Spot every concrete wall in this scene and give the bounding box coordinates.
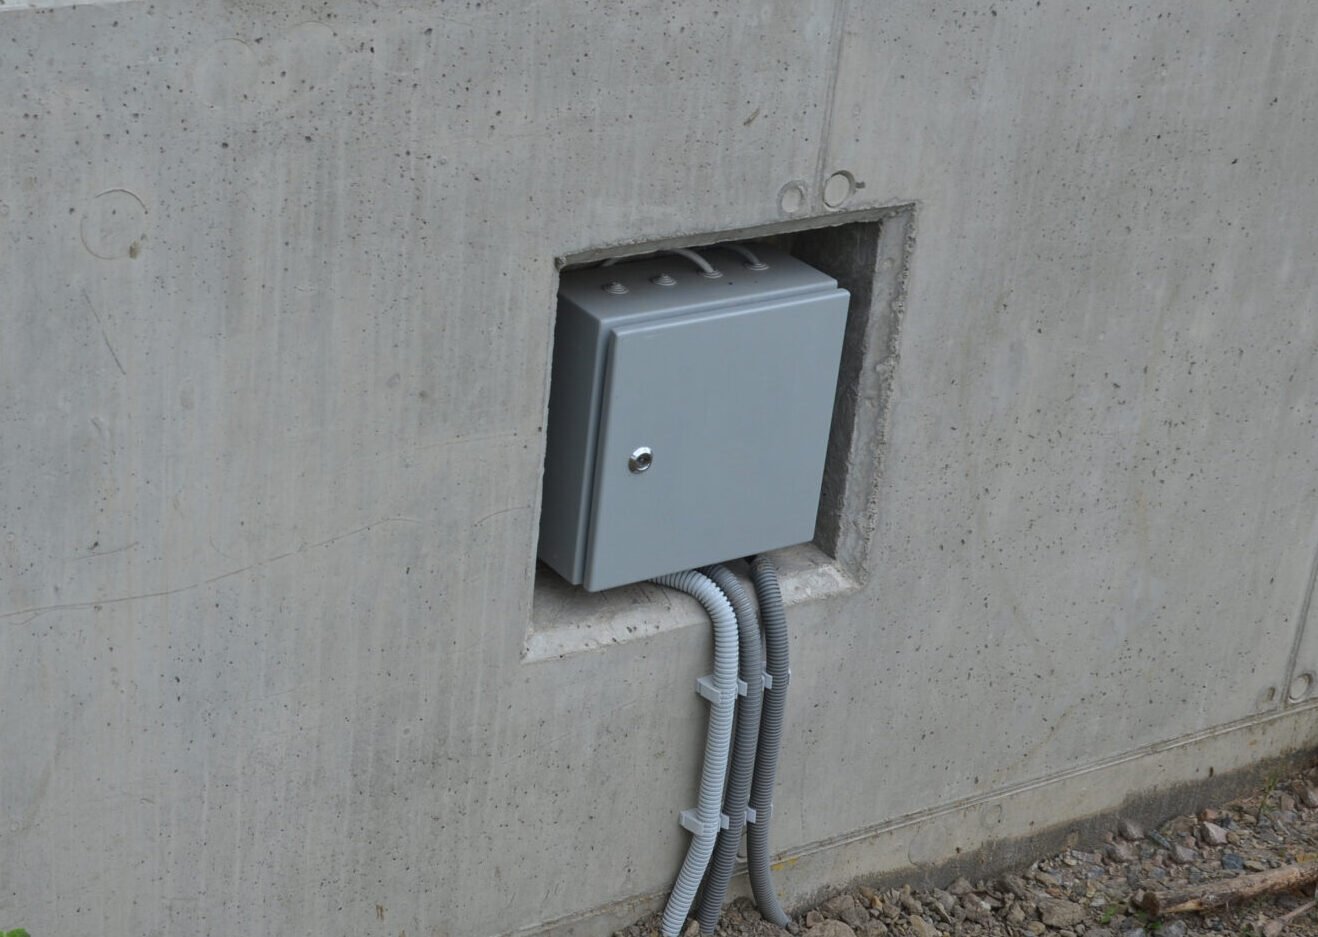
[3,2,1318,936]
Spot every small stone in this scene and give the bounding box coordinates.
[1037,897,1086,928]
[907,915,936,937]
[960,895,992,924]
[1117,818,1145,841]
[1005,904,1027,926]
[1226,831,1241,845]
[1222,852,1244,871]
[1279,793,1297,813]
[1160,922,1188,937]
[1124,930,1147,937]
[822,895,858,917]
[1167,816,1197,836]
[803,921,856,937]
[1245,858,1269,871]
[1025,923,1047,937]
[840,907,869,929]
[1148,831,1173,850]
[858,924,889,937]
[1170,845,1199,865]
[1001,876,1034,900]
[931,890,956,914]
[1199,808,1222,822]
[857,886,880,907]
[947,877,974,896]
[1105,842,1137,864]
[1088,930,1113,937]
[1295,784,1318,808]
[1033,870,1062,887]
[1199,822,1229,846]
[805,911,825,927]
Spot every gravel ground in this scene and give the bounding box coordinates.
[618,762,1318,937]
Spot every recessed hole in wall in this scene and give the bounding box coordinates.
[822,171,857,209]
[778,181,808,215]
[528,205,915,659]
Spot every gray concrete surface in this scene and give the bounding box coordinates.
[2,3,1317,937]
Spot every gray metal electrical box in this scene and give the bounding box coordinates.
[539,245,848,591]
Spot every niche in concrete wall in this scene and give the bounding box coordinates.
[526,206,914,659]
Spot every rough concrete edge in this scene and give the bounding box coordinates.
[552,204,911,269]
[794,206,915,585]
[500,702,1318,937]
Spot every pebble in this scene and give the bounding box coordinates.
[1199,821,1229,846]
[946,877,973,896]
[907,915,936,937]
[1037,897,1086,928]
[839,907,869,930]
[804,921,856,937]
[1105,842,1137,864]
[821,895,857,917]
[1148,831,1173,850]
[1117,818,1145,841]
[1160,922,1188,937]
[1296,784,1318,809]
[1222,852,1244,870]
[1170,844,1199,865]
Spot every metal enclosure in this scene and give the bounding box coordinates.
[539,246,849,591]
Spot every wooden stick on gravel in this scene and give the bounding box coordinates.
[1140,861,1318,916]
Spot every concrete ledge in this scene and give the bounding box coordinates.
[524,544,858,662]
[506,701,1318,937]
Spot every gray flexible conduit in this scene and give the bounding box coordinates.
[695,565,765,935]
[651,570,739,937]
[746,556,790,926]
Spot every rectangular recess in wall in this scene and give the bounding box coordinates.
[526,204,915,660]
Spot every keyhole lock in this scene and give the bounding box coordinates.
[629,447,653,474]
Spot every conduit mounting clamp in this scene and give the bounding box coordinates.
[696,674,746,703]
[680,809,730,837]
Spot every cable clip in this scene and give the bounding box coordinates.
[762,669,791,690]
[695,674,745,704]
[745,803,773,824]
[680,809,730,837]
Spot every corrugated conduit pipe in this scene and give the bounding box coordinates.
[650,570,739,937]
[695,565,765,935]
[746,556,790,927]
